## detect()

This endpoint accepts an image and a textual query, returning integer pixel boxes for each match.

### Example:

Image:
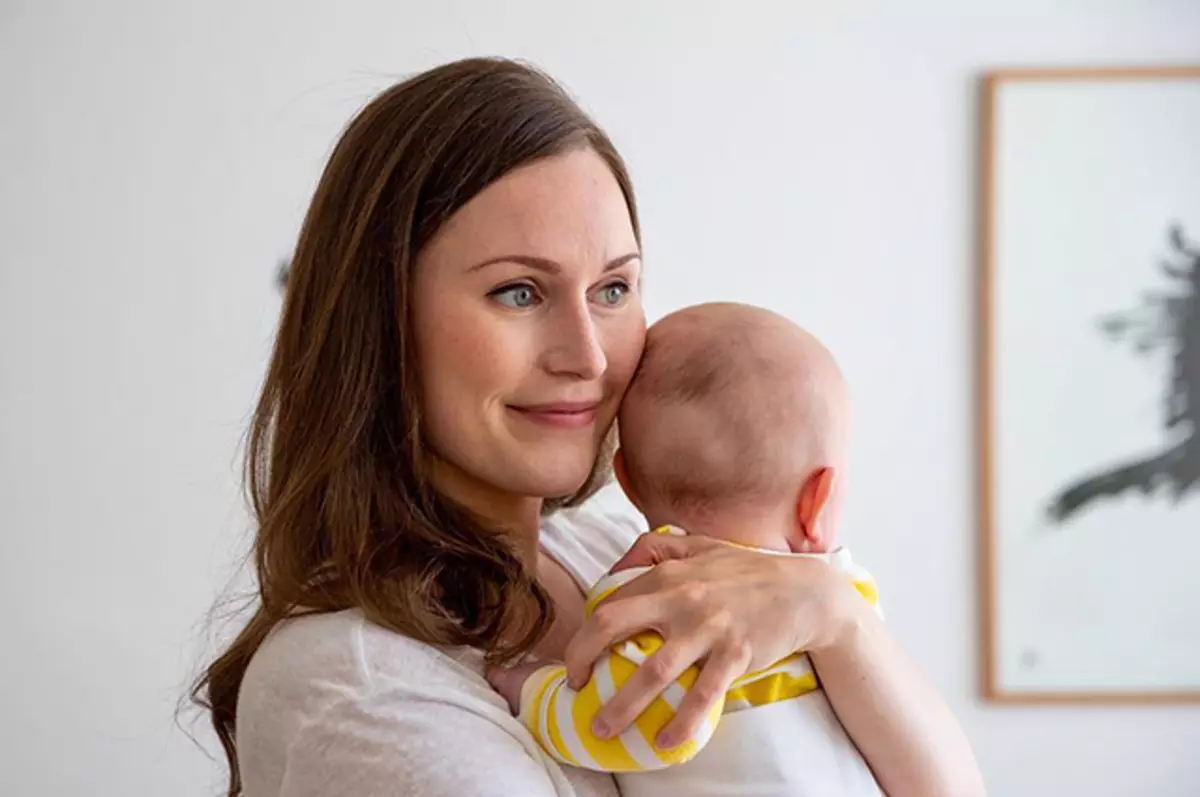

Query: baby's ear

[794,467,835,553]
[612,449,643,512]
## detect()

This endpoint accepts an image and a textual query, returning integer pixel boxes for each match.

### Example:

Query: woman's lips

[508,401,601,429]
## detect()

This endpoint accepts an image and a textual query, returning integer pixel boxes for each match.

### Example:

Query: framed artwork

[978,66,1200,703]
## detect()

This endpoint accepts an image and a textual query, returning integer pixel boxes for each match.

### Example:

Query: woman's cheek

[452,312,515,382]
[609,313,648,390]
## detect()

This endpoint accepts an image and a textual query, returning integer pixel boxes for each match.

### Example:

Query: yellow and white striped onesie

[517,541,885,797]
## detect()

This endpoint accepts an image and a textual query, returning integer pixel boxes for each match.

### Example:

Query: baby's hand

[485,656,555,715]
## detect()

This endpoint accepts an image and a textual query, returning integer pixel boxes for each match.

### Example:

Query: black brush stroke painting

[1045,223,1200,525]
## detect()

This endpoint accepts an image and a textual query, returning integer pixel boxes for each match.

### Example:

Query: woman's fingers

[656,637,751,748]
[570,534,725,686]
[566,535,788,742]
[591,634,712,740]
[564,592,662,690]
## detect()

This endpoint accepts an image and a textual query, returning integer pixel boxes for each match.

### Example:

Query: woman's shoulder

[240,608,501,717]
[540,482,646,590]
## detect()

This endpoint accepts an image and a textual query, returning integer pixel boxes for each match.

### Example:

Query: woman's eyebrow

[466,252,641,275]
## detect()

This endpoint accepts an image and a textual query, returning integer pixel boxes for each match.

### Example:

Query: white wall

[3,2,1198,795]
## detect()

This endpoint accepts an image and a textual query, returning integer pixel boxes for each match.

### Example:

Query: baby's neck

[643,504,802,554]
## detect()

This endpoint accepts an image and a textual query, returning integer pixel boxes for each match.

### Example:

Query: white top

[235,484,645,797]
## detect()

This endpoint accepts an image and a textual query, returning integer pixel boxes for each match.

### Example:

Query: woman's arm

[564,532,985,797]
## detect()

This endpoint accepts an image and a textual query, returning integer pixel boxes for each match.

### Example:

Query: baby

[490,302,884,797]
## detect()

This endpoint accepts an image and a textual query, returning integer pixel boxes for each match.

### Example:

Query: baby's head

[615,303,850,554]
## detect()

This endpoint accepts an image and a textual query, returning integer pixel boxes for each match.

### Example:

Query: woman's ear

[794,467,835,553]
[612,449,643,512]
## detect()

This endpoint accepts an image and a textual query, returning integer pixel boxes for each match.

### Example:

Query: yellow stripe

[584,568,650,617]
[853,578,879,605]
[726,669,820,708]
[527,670,556,752]
[584,582,625,617]
[730,652,808,687]
[626,630,664,657]
[543,680,578,766]
[631,662,713,766]
[572,657,641,771]
[636,698,700,764]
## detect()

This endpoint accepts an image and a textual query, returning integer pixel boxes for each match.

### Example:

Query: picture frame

[978,66,1200,703]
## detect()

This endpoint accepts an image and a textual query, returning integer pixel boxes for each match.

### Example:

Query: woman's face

[413,147,646,508]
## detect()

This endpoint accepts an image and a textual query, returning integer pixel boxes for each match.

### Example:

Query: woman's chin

[539,476,593,501]
[522,461,595,501]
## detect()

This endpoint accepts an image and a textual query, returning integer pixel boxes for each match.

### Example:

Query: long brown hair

[191,57,640,796]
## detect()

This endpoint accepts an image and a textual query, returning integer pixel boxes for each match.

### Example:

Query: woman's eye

[491,283,539,308]
[597,281,630,306]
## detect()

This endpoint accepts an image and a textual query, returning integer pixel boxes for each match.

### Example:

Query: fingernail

[592,719,610,739]
[656,732,675,748]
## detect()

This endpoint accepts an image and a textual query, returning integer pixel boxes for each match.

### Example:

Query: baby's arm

[488,550,881,773]
[488,562,724,774]
[489,640,721,773]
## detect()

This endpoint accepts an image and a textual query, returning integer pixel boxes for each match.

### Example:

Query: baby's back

[619,680,883,797]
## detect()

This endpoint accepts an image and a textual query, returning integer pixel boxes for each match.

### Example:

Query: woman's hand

[562,531,859,747]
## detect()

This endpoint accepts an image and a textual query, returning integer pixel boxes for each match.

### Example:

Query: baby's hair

[619,304,845,517]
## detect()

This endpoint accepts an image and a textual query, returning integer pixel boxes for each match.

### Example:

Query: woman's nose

[544,300,607,380]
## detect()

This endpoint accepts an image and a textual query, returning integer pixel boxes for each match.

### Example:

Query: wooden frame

[978,65,1200,704]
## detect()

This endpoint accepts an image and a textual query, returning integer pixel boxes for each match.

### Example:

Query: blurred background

[2,1,1198,795]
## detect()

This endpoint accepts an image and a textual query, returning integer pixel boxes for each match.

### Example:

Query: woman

[193,57,984,797]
